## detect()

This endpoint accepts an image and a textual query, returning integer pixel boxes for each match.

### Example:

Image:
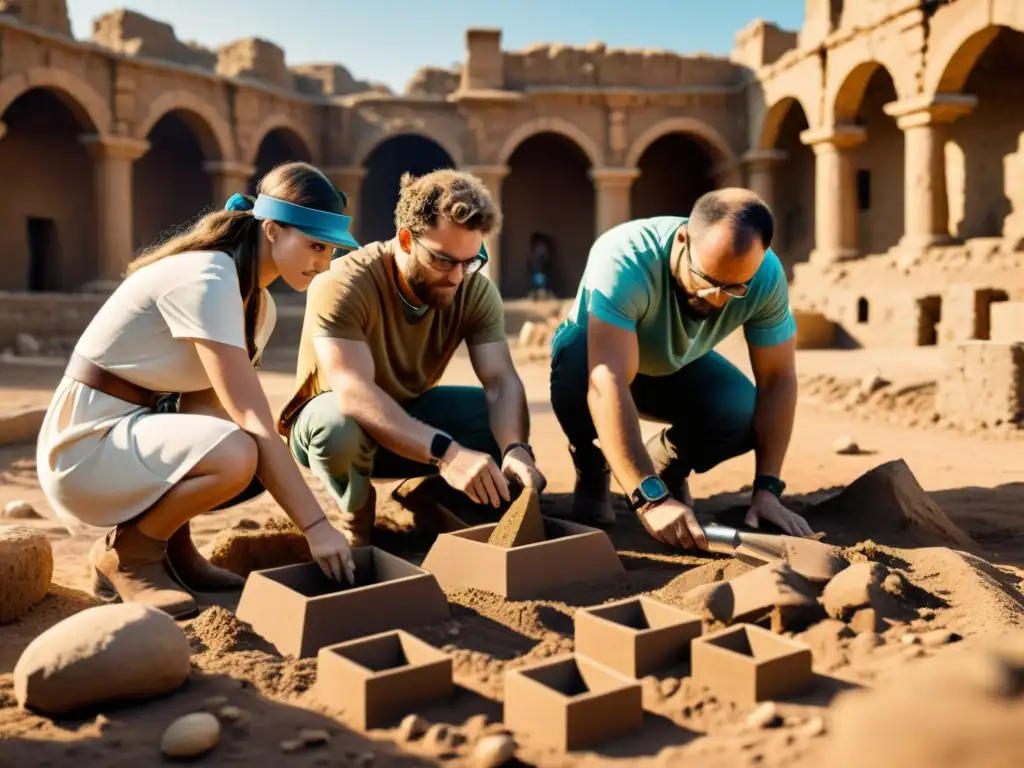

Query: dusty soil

[1,335,1022,767]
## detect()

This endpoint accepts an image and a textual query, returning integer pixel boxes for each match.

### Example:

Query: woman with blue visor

[35,161,361,619]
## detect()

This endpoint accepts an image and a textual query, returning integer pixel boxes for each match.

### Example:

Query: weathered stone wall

[90,10,216,69]
[936,341,1024,428]
[0,292,103,350]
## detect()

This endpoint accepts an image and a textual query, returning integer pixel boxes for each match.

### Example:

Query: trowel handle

[702,523,741,554]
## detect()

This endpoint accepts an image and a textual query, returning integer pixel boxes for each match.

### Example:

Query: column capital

[323,165,368,181]
[462,164,510,182]
[742,149,788,169]
[202,160,256,178]
[588,167,641,187]
[78,133,150,160]
[883,94,978,129]
[799,125,866,151]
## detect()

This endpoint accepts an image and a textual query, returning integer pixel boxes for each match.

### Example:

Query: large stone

[14,603,192,715]
[0,525,53,624]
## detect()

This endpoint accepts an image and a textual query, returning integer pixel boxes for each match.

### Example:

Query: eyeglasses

[412,235,489,276]
[685,242,750,299]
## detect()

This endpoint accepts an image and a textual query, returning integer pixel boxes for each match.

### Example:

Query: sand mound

[488,487,545,548]
[207,518,311,577]
[815,635,1024,768]
[185,606,263,653]
[809,459,978,550]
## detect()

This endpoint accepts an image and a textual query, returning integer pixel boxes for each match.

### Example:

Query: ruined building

[0,0,1021,348]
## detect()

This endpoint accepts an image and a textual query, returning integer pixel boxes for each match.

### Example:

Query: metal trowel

[702,522,789,564]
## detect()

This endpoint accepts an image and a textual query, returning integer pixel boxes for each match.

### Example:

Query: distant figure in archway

[549,189,814,550]
[528,232,554,301]
[35,162,361,619]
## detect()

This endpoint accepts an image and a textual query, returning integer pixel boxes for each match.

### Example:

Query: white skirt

[36,376,240,534]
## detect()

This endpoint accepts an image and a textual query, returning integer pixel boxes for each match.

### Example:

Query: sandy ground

[1,334,1022,767]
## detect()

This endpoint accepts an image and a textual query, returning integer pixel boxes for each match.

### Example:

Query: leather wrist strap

[301,516,329,534]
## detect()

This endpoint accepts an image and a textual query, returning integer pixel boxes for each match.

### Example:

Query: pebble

[468,734,517,767]
[300,728,330,745]
[901,634,921,645]
[659,678,680,698]
[280,739,304,753]
[217,705,244,723]
[832,435,860,455]
[397,713,428,742]
[3,500,39,519]
[796,716,827,737]
[160,712,221,758]
[746,702,782,729]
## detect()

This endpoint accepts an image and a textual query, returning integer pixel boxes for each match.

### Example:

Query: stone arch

[831,59,912,123]
[497,117,602,168]
[757,95,814,150]
[767,98,816,275]
[244,114,317,166]
[353,127,463,169]
[926,0,1024,98]
[625,117,737,171]
[134,90,234,161]
[0,67,111,134]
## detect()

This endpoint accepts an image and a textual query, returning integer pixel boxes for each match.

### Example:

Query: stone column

[742,149,787,213]
[324,166,367,241]
[463,165,509,290]
[204,161,256,207]
[800,125,866,265]
[79,133,151,280]
[589,167,641,237]
[883,95,977,251]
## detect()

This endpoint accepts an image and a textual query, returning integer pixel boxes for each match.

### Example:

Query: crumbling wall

[936,342,1024,428]
[216,38,292,90]
[405,66,461,98]
[291,63,390,97]
[0,0,71,36]
[90,9,216,69]
[732,19,799,71]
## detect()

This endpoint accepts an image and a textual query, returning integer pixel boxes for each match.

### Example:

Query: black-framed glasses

[412,235,489,276]
[685,242,750,299]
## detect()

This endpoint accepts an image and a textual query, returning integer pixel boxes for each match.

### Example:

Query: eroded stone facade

[0,0,1021,350]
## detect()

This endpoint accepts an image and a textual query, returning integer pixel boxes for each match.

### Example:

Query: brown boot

[89,524,198,619]
[166,521,246,592]
[337,484,376,547]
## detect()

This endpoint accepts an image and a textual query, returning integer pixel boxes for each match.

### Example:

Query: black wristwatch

[752,474,786,499]
[502,441,535,461]
[628,475,671,513]
[428,432,453,467]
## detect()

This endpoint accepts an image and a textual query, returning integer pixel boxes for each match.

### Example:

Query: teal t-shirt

[560,215,796,377]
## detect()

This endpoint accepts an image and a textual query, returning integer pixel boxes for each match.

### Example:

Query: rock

[299,728,330,745]
[280,739,304,753]
[14,603,192,715]
[747,702,782,728]
[218,705,244,723]
[3,500,39,519]
[860,372,889,396]
[920,629,961,648]
[161,712,220,758]
[397,713,428,742]
[469,734,516,767]
[902,634,921,645]
[821,562,906,627]
[703,562,824,633]
[832,436,860,455]
[0,525,53,624]
[659,677,680,698]
[422,723,453,751]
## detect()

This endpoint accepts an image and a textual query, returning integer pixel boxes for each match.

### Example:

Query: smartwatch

[752,474,786,499]
[428,432,453,467]
[628,475,671,513]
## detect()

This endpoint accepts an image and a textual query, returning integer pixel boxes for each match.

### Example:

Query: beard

[674,284,722,321]
[406,259,460,310]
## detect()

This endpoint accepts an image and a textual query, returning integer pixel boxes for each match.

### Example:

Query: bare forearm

[484,375,530,453]
[587,370,656,494]
[337,380,437,463]
[753,373,798,477]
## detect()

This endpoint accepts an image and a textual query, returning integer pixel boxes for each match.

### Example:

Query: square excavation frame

[504,653,643,751]
[314,630,453,731]
[574,596,702,678]
[235,546,451,658]
[420,518,625,600]
[690,623,813,704]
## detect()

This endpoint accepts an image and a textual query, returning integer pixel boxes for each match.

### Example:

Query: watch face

[640,476,667,500]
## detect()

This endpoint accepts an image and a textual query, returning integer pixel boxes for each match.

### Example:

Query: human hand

[438,443,511,508]
[744,491,814,537]
[304,518,357,583]
[637,498,709,550]
[501,446,547,492]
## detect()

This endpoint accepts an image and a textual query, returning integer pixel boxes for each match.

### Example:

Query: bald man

[548,188,813,550]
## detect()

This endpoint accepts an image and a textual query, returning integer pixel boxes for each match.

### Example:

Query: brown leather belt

[64,353,163,409]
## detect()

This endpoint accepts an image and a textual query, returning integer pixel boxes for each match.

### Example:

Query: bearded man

[548,188,813,550]
[278,170,545,546]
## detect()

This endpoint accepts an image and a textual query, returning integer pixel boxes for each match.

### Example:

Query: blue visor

[251,194,360,252]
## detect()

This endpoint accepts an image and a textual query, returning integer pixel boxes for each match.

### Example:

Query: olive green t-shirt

[277,240,506,436]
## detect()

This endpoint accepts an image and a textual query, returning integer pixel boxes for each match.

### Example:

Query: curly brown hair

[394,169,501,236]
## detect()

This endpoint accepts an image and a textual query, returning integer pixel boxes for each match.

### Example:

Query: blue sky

[67,0,805,93]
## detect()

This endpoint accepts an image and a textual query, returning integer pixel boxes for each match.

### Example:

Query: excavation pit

[235,547,451,658]
[314,630,453,731]
[504,653,642,751]
[574,596,702,678]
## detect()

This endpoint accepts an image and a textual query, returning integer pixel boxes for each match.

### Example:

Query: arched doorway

[836,64,904,256]
[133,111,216,252]
[501,132,595,298]
[360,135,455,245]
[248,128,313,193]
[772,100,816,276]
[630,133,717,220]
[0,88,96,291]
[941,27,1024,239]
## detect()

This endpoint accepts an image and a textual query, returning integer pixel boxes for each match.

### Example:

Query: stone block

[936,342,1024,426]
[990,302,1024,342]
